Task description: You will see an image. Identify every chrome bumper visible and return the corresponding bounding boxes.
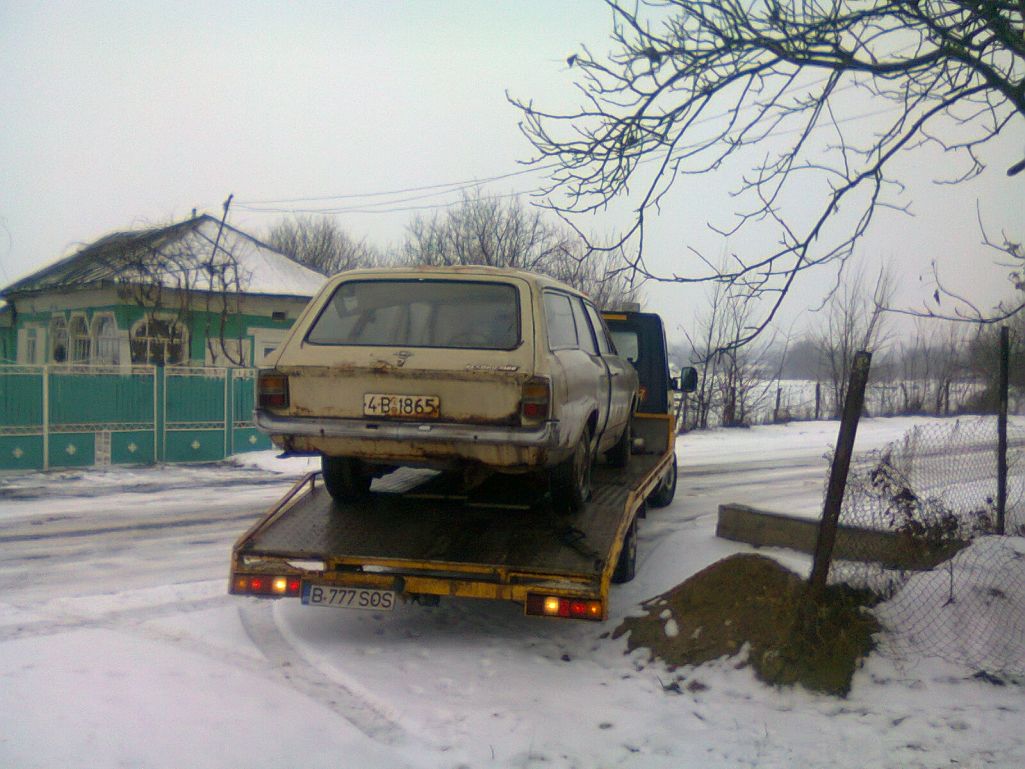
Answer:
[254,410,562,448]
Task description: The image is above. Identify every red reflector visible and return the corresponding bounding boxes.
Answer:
[522,402,545,419]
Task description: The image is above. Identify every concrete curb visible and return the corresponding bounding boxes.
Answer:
[716,503,964,571]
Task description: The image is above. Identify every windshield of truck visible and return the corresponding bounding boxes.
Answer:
[306,279,521,350]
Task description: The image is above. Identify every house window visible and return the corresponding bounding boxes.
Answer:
[92,315,120,365]
[130,317,188,365]
[69,315,91,363]
[50,317,68,363]
[23,327,38,364]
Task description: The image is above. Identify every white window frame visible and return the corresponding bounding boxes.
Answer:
[130,315,189,365]
[49,315,69,363]
[91,313,120,365]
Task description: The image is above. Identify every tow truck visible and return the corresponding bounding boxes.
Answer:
[229,310,695,621]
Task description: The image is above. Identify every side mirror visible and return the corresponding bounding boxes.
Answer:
[673,367,698,393]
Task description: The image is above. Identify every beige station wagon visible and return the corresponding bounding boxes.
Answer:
[255,266,639,511]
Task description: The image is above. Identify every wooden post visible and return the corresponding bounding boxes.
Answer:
[809,351,872,594]
[997,326,1009,535]
[815,382,821,421]
[774,387,782,424]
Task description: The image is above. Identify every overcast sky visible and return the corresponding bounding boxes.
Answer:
[2,1,1022,342]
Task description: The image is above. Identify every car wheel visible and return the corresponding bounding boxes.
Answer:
[612,514,638,584]
[321,456,372,503]
[646,453,677,508]
[551,426,592,513]
[605,420,631,468]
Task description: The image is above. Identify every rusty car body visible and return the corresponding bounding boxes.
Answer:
[254,265,638,510]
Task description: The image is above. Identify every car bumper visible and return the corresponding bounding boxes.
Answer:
[254,410,565,467]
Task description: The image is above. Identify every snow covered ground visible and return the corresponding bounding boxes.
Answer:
[0,417,1022,769]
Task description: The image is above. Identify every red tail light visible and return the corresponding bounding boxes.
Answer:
[525,594,604,621]
[258,370,289,409]
[232,574,302,597]
[520,377,550,422]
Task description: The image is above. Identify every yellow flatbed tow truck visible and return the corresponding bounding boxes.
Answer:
[229,311,695,621]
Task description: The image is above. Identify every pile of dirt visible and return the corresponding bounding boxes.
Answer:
[614,554,880,696]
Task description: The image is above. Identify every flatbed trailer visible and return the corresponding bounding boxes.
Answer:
[229,410,675,621]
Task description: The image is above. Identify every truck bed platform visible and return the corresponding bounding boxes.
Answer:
[240,452,660,580]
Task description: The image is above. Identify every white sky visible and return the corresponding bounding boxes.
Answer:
[2,1,1022,341]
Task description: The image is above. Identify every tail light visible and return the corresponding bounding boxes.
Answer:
[520,377,551,422]
[258,370,289,409]
[232,574,302,597]
[526,594,603,621]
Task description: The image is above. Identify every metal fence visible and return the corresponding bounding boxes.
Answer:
[0,363,271,471]
[832,417,1025,679]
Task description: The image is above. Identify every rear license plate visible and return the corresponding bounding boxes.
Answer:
[302,584,396,611]
[364,393,440,419]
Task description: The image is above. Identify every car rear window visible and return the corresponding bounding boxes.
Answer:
[306,279,521,349]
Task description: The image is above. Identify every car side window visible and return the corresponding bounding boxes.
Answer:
[543,291,579,350]
[584,303,615,355]
[571,298,598,355]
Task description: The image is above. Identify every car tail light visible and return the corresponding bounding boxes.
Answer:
[258,370,289,409]
[520,377,550,421]
[232,574,302,597]
[525,594,603,621]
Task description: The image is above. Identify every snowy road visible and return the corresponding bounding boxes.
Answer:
[1,418,1022,769]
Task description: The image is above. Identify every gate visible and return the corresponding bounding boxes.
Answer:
[0,364,271,471]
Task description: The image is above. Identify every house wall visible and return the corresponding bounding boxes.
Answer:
[5,287,310,368]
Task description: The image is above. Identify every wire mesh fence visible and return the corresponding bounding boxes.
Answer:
[831,417,1025,679]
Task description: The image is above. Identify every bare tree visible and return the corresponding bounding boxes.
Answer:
[511,1,1025,344]
[400,191,639,308]
[268,214,378,275]
[815,267,895,416]
[685,272,779,427]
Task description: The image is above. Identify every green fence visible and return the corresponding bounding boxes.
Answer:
[0,364,272,471]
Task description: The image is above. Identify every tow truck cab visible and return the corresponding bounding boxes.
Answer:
[602,309,697,507]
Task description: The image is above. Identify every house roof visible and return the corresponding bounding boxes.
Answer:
[0,215,326,301]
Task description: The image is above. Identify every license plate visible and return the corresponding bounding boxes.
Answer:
[302,584,396,611]
[364,393,440,419]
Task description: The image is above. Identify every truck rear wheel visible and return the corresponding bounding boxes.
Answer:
[321,456,372,503]
[612,514,638,583]
[646,454,677,508]
[551,427,591,513]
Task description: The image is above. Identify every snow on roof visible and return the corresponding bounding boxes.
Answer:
[0,215,326,300]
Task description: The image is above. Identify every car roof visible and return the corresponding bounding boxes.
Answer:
[326,265,589,299]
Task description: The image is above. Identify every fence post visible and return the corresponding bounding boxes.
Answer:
[809,351,872,595]
[42,365,49,471]
[997,326,1009,535]
[774,386,782,424]
[815,382,821,421]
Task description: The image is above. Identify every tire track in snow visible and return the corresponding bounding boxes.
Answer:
[239,603,409,745]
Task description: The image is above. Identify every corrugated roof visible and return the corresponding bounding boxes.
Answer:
[1,215,326,300]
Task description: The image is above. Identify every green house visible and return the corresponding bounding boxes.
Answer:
[0,215,325,470]
[0,214,324,368]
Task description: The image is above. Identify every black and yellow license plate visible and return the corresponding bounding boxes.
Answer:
[363,393,440,418]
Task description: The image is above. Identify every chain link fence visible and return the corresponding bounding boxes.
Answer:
[831,417,1025,679]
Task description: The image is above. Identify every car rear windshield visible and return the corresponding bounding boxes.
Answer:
[306,279,521,349]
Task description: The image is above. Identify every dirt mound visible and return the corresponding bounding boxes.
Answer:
[614,554,879,696]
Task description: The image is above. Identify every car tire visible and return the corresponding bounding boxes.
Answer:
[321,456,372,503]
[612,514,638,583]
[605,420,631,468]
[646,453,677,508]
[551,426,592,513]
